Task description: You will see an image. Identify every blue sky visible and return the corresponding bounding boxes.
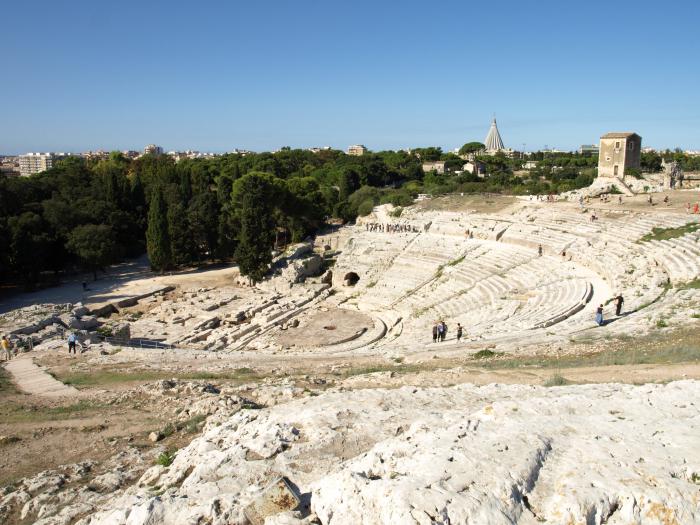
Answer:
[2,0,699,153]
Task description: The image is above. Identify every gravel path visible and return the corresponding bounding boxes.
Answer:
[4,356,79,397]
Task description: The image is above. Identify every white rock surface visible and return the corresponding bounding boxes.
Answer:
[76,381,700,525]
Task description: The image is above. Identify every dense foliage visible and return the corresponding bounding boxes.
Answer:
[2,147,696,286]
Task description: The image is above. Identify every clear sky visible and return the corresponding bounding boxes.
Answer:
[2,0,699,154]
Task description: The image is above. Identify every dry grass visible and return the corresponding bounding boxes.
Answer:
[52,367,260,388]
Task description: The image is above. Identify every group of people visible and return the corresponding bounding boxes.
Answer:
[530,194,558,202]
[595,294,624,326]
[685,202,700,214]
[365,222,419,234]
[431,321,463,343]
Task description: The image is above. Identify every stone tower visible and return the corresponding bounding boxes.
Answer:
[598,132,642,178]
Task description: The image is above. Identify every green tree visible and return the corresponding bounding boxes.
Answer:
[7,212,53,288]
[146,188,172,271]
[338,168,360,201]
[231,172,278,282]
[66,224,118,280]
[458,142,485,156]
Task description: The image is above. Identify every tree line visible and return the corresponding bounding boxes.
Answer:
[3,146,697,288]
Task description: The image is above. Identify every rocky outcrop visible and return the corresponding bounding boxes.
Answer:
[72,381,699,525]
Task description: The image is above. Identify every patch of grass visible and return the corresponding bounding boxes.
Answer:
[472,349,502,360]
[155,450,176,467]
[183,414,206,433]
[656,319,668,328]
[676,278,700,290]
[691,313,700,319]
[543,374,570,387]
[342,363,427,378]
[638,223,700,243]
[54,368,260,388]
[2,400,106,423]
[447,255,466,267]
[474,344,700,371]
[0,366,17,394]
[389,207,403,218]
[434,265,445,279]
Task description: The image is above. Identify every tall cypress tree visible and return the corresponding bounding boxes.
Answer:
[232,172,276,283]
[146,187,172,271]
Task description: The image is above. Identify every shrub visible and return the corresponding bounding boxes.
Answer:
[357,199,375,217]
[473,349,497,360]
[543,374,569,387]
[156,450,176,467]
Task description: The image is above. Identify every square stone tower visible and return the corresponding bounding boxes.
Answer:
[598,132,642,177]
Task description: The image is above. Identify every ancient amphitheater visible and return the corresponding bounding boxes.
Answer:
[1,194,700,525]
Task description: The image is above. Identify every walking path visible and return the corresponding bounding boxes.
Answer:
[4,356,79,397]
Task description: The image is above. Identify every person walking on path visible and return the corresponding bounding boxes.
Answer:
[2,336,13,361]
[538,244,543,257]
[456,323,463,342]
[595,304,604,326]
[614,294,624,316]
[432,324,438,343]
[440,321,447,342]
[68,333,77,354]
[436,322,444,342]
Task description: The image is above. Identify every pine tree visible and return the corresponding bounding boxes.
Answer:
[146,187,172,271]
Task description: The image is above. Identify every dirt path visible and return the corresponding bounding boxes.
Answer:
[4,356,79,397]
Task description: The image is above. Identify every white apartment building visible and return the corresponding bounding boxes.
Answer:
[19,152,67,177]
[143,144,164,155]
[347,144,367,156]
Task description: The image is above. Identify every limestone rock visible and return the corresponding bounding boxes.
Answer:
[69,381,700,525]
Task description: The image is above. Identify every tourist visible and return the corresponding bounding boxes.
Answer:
[432,324,438,343]
[664,196,670,206]
[618,196,622,204]
[2,335,13,361]
[538,244,543,257]
[595,304,604,326]
[440,321,447,342]
[614,294,624,316]
[648,195,653,206]
[68,332,77,354]
[694,203,699,214]
[436,322,443,342]
[686,202,691,214]
[456,323,463,342]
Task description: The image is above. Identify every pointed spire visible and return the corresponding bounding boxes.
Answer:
[484,118,505,152]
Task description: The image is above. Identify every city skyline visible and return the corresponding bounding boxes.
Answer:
[2,0,699,154]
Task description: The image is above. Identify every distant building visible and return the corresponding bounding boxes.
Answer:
[143,144,164,155]
[579,144,599,155]
[484,118,505,154]
[81,150,109,161]
[523,160,539,170]
[347,144,367,156]
[19,152,68,176]
[598,132,642,178]
[0,156,20,177]
[463,161,487,177]
[308,146,331,154]
[422,161,446,174]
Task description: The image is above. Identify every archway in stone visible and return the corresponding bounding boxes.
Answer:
[344,272,360,286]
